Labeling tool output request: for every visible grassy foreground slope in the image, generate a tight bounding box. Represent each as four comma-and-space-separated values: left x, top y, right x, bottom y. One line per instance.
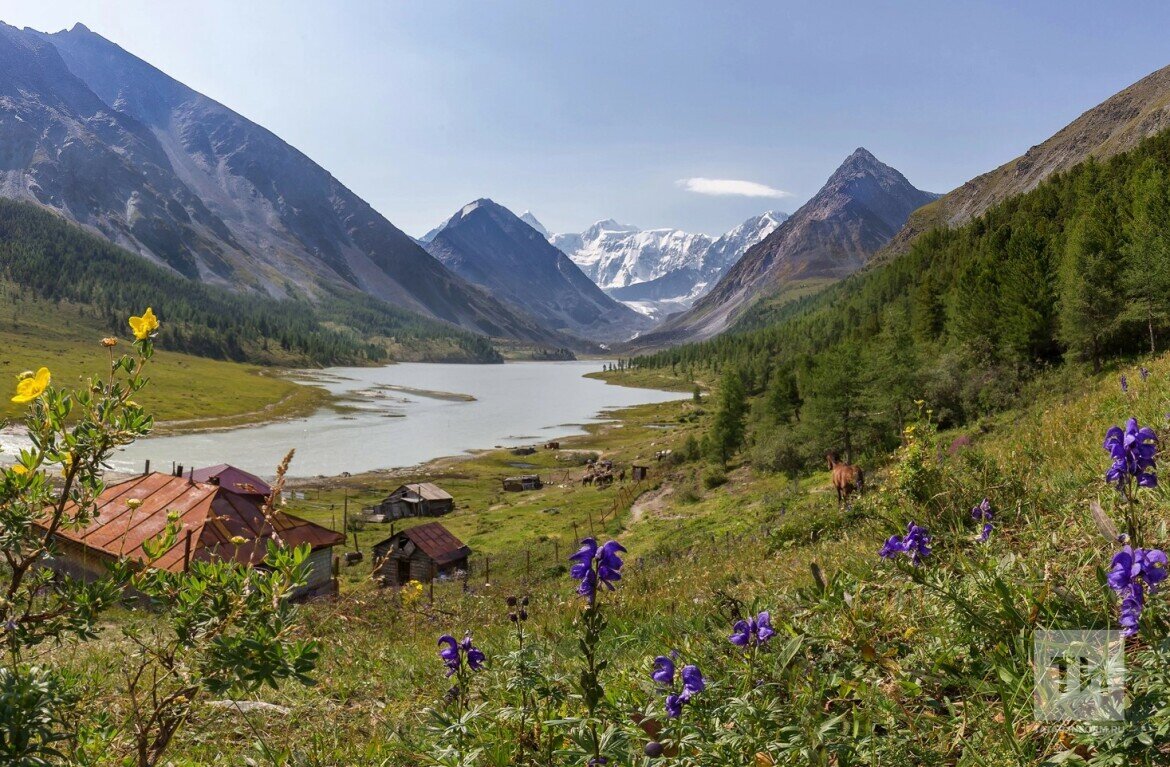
50, 351, 1170, 765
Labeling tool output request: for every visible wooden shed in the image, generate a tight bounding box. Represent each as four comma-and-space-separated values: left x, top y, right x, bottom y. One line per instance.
371, 522, 471, 587
632, 465, 649, 481
502, 474, 543, 492
368, 482, 454, 520
36, 472, 344, 598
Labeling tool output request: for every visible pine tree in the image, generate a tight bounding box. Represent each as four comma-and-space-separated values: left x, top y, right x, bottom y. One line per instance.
1120, 159, 1170, 353
1058, 200, 1122, 371
708, 368, 748, 464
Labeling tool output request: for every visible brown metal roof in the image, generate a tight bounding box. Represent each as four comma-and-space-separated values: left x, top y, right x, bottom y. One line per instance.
40, 473, 344, 572
190, 464, 273, 497
377, 521, 470, 566
391, 482, 452, 502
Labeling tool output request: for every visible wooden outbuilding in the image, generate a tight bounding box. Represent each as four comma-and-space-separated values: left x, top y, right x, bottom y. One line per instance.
367, 482, 455, 520
36, 472, 344, 598
632, 465, 649, 481
371, 522, 471, 587
502, 474, 543, 492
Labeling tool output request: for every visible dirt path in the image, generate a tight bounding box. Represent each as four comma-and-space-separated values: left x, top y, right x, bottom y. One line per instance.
629, 483, 674, 524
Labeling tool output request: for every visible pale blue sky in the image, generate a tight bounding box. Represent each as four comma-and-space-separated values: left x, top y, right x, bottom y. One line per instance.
6, 1, 1170, 236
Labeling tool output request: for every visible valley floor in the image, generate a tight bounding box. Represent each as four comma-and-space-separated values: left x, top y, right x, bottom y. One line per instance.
29, 351, 1170, 765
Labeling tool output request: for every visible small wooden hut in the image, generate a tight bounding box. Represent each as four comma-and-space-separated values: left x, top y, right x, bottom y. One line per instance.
632, 465, 649, 481
502, 474, 542, 492
190, 464, 272, 501
368, 483, 454, 520
372, 522, 471, 587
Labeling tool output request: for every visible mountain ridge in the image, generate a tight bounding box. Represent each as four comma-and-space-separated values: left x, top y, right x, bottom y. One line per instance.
0, 21, 569, 348
633, 148, 937, 345
423, 199, 652, 344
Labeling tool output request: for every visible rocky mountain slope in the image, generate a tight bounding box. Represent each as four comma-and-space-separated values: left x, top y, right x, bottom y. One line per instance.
423, 200, 653, 342
637, 148, 937, 344
879, 62, 1170, 261
0, 22, 566, 347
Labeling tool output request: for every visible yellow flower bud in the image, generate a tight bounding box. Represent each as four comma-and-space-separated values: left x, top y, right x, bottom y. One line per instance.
127, 498, 143, 510
230, 535, 247, 546
100, 337, 118, 348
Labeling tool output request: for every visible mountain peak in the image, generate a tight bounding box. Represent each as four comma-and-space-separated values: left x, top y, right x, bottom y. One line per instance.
69, 23, 93, 34
519, 210, 549, 237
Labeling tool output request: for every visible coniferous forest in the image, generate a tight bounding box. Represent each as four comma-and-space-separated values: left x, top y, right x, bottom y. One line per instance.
633, 128, 1170, 468
0, 198, 503, 365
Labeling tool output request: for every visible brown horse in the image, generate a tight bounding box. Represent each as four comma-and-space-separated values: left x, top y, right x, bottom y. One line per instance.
827, 451, 864, 504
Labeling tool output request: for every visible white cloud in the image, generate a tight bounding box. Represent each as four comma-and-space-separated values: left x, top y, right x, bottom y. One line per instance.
676, 177, 791, 198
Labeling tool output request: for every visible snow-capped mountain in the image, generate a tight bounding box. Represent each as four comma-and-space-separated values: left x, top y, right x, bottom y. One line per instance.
519, 211, 549, 238
544, 211, 787, 319
550, 221, 711, 289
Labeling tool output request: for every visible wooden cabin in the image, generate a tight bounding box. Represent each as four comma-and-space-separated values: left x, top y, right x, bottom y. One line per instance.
36, 472, 344, 598
367, 483, 454, 520
502, 474, 542, 492
371, 522, 471, 587
632, 465, 649, 481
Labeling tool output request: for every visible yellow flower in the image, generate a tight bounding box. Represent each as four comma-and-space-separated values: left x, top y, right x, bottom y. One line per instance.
11, 367, 50, 404
129, 307, 159, 340
10, 465, 27, 476
230, 535, 247, 546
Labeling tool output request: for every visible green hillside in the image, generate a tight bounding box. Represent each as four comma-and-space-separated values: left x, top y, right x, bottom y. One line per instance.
633, 127, 1170, 469
0, 198, 503, 367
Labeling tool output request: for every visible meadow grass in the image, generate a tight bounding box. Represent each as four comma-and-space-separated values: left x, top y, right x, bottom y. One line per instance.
39, 352, 1170, 764
0, 293, 321, 426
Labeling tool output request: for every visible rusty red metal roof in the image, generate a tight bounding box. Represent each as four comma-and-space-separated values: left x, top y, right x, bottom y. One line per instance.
40, 473, 343, 572
190, 464, 272, 497
378, 521, 470, 566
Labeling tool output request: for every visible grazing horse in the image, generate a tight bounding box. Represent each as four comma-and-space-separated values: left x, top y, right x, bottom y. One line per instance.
827, 451, 864, 504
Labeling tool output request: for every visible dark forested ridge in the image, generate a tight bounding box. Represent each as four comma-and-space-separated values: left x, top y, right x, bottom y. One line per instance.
0, 199, 503, 365
633, 127, 1170, 467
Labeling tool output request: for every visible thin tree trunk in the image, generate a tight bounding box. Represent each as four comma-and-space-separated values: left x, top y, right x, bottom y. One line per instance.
1149, 309, 1156, 354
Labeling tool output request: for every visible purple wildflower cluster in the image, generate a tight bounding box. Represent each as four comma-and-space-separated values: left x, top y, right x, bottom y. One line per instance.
651, 654, 705, 717
1103, 418, 1158, 489
438, 632, 486, 676
972, 498, 994, 542
1121, 375, 1129, 393
879, 522, 932, 564
1108, 546, 1168, 636
569, 538, 627, 603
729, 611, 775, 647
1141, 366, 1151, 382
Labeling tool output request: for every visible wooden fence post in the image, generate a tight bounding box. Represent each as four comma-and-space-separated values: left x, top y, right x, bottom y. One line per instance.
429, 564, 436, 604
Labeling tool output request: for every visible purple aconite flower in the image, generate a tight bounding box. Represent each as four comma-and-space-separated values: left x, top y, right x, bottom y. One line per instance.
656, 656, 703, 718
1121, 375, 1129, 393
1120, 585, 1145, 636
651, 655, 675, 686
730, 611, 774, 647
568, 537, 626, 603
438, 634, 460, 677
879, 522, 932, 564
680, 664, 705, 699
1141, 367, 1151, 382
1103, 418, 1158, 489
972, 499, 994, 542
438, 632, 486, 676
1107, 546, 1167, 636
